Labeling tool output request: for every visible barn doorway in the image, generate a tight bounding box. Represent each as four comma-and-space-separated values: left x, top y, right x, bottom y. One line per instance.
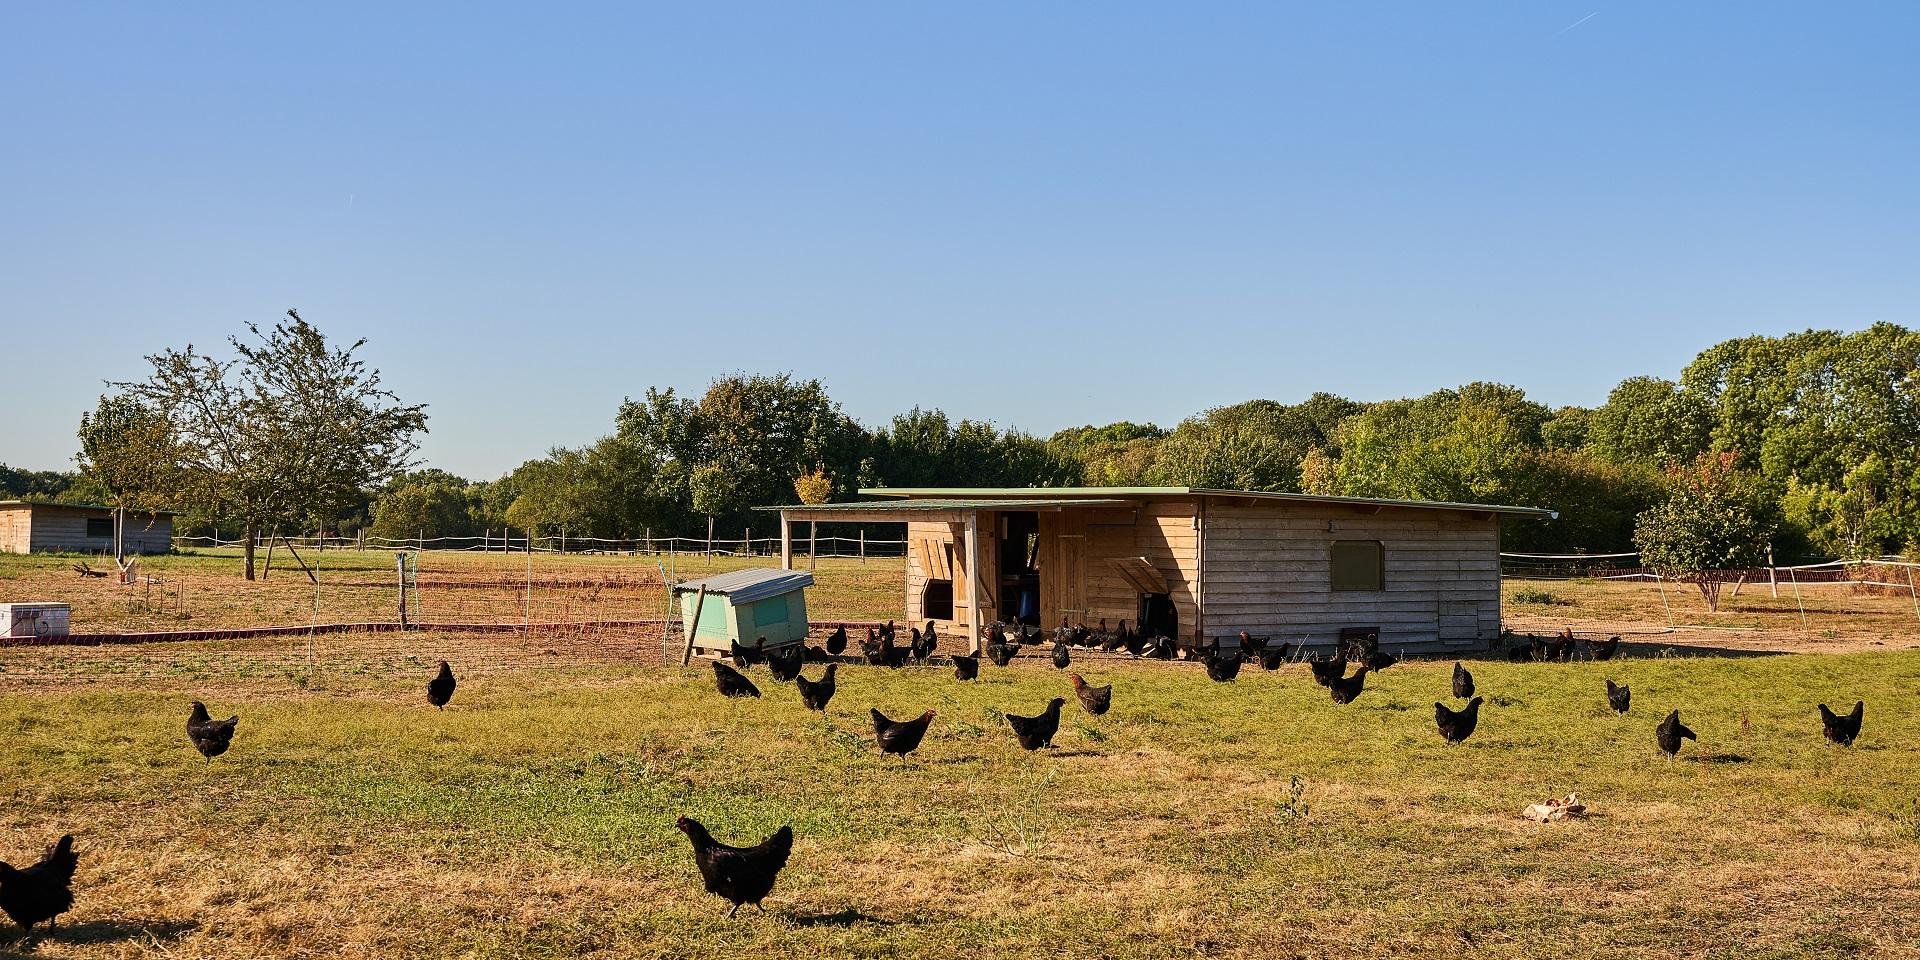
1139, 592, 1178, 640
998, 511, 1040, 625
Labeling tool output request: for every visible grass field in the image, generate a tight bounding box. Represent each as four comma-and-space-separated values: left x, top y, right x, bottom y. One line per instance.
1, 552, 1918, 958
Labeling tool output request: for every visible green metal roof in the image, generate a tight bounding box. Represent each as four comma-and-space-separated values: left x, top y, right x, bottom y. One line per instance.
0, 500, 179, 516
851, 487, 1557, 519
756, 498, 1135, 512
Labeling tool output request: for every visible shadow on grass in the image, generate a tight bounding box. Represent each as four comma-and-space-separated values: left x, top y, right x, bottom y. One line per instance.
784, 908, 893, 928
1695, 752, 1752, 764
2, 918, 197, 950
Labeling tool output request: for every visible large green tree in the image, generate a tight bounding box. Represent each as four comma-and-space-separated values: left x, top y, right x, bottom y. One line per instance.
1633, 453, 1776, 611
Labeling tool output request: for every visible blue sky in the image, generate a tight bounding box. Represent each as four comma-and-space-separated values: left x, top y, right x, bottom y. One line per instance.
3, 3, 1915, 479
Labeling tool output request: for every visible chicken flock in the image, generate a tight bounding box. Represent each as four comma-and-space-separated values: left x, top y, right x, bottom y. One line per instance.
0, 616, 1880, 933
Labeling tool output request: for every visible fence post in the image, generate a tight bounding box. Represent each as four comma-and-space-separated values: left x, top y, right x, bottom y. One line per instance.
1767, 544, 1778, 598
1908, 565, 1920, 625
396, 552, 409, 628
744, 527, 751, 559
810, 520, 818, 571
860, 529, 866, 564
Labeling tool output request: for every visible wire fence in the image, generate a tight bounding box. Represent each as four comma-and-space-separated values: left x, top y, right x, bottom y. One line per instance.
170, 532, 912, 558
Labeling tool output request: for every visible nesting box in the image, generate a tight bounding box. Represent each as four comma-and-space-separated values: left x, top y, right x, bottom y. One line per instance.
675, 568, 814, 655
1, 603, 71, 640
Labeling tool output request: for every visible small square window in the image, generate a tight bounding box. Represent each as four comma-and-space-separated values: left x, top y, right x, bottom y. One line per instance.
1330, 540, 1384, 591
86, 517, 114, 538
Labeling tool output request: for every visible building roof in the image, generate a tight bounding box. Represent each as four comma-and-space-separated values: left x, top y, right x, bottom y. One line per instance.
847, 487, 1558, 519
673, 567, 815, 604
0, 500, 178, 516
754, 497, 1135, 513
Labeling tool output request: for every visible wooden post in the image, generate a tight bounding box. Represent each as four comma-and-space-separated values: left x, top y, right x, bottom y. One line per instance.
810, 520, 818, 571
1789, 566, 1808, 628
780, 511, 793, 570
263, 528, 278, 579
860, 529, 866, 564
706, 516, 715, 565
964, 510, 982, 654
281, 537, 319, 586
745, 527, 751, 558
680, 585, 708, 667
1767, 544, 1778, 598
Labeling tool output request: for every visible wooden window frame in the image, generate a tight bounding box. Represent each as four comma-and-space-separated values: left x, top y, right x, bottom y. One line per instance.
1329, 540, 1385, 592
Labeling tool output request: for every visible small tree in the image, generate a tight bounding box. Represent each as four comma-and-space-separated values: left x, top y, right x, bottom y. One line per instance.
689, 465, 737, 561
792, 468, 833, 506
1633, 453, 1773, 611
102, 310, 427, 579
76, 395, 182, 561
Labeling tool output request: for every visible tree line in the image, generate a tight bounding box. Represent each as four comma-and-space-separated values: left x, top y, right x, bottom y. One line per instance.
32, 313, 1920, 580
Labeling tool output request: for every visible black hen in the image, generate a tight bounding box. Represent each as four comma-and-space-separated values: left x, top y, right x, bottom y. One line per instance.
1139, 636, 1176, 660
1007, 697, 1065, 750
1309, 656, 1346, 688
712, 660, 761, 699
765, 643, 804, 682
1606, 679, 1630, 716
1329, 665, 1370, 704
1818, 700, 1864, 747
675, 816, 793, 918
1656, 709, 1695, 759
1451, 661, 1474, 699
871, 708, 936, 756
1434, 697, 1483, 744
986, 640, 1018, 667
801, 644, 830, 663
1365, 649, 1398, 671
1068, 673, 1111, 715
186, 701, 238, 764
909, 624, 937, 664
1238, 630, 1268, 657
427, 660, 456, 709
0, 835, 78, 931
1205, 646, 1242, 682
952, 654, 979, 681
1258, 642, 1294, 671
1052, 642, 1071, 670
824, 624, 848, 657
1101, 620, 1129, 652
1590, 635, 1621, 661
796, 664, 836, 711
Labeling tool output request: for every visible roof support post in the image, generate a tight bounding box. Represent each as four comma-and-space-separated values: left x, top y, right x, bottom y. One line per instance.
964, 510, 983, 655
779, 511, 793, 570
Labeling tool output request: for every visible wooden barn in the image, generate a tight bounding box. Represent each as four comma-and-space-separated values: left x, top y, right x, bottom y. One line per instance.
764, 487, 1554, 655
0, 501, 174, 555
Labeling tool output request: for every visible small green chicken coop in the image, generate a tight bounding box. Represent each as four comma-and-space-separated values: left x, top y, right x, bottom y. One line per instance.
675, 567, 816, 656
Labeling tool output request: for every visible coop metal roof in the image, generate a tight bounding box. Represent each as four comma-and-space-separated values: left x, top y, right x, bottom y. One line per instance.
852, 487, 1557, 519
672, 567, 815, 604
0, 500, 179, 516
755, 498, 1134, 513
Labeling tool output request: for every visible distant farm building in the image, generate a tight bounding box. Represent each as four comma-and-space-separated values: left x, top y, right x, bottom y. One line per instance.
764, 487, 1554, 655
0, 501, 174, 555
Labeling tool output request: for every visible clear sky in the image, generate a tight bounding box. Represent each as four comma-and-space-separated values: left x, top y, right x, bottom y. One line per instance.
3, 3, 1915, 480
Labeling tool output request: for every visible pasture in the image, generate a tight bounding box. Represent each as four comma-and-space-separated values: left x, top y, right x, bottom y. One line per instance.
0, 551, 1916, 958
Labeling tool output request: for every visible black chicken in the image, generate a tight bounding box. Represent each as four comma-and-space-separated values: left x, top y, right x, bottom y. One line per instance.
675, 816, 793, 918
986, 639, 1018, 667
824, 624, 848, 657
1365, 649, 1398, 671
1818, 700, 1864, 747
1329, 665, 1370, 705
1308, 656, 1346, 688
186, 701, 238, 764
1434, 697, 1482, 744
1139, 635, 1177, 660
1528, 636, 1550, 662
765, 643, 804, 682
1205, 646, 1242, 682
871, 708, 936, 756
1123, 628, 1148, 657
952, 654, 979, 681
1258, 642, 1294, 671
1656, 709, 1695, 759
1068, 673, 1111, 715
909, 625, 937, 664
801, 644, 830, 663
1451, 661, 1474, 699
712, 660, 761, 698
1507, 642, 1533, 663
1544, 630, 1574, 663
1007, 698, 1065, 750
1051, 642, 1071, 670
730, 638, 769, 666
1101, 621, 1129, 653
1590, 635, 1621, 661
427, 660, 456, 709
0, 834, 78, 931
1606, 679, 1630, 715
1236, 630, 1265, 657
796, 664, 836, 711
